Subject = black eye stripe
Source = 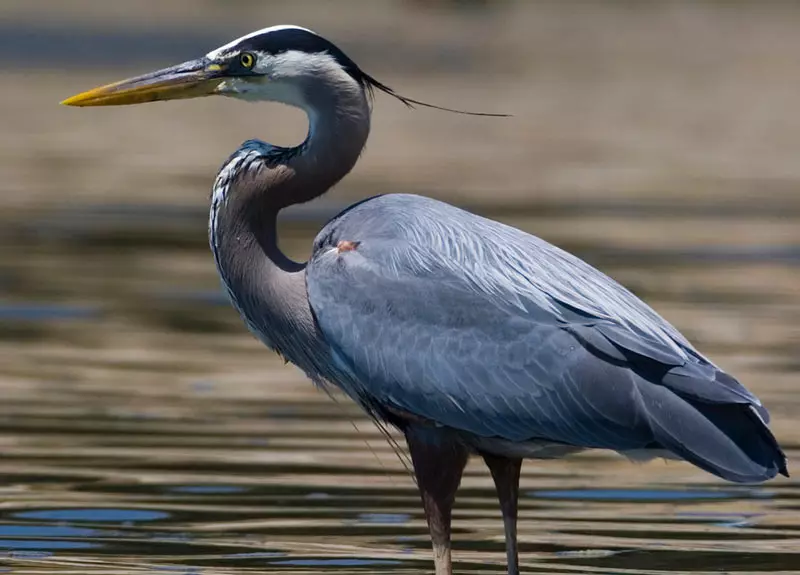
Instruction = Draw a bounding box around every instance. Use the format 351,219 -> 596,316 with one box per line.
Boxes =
233,28 -> 364,81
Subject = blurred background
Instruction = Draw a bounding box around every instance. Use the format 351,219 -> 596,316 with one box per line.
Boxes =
0,1 -> 798,573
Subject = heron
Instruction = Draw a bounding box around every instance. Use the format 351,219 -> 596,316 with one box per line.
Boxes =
63,25 -> 788,575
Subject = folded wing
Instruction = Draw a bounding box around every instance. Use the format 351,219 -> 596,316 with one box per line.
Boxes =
306,195 -> 787,482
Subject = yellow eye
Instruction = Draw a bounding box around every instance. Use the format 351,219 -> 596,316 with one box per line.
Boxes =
239,52 -> 256,69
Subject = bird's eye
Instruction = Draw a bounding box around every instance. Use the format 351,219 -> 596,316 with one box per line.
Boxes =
239,52 -> 256,69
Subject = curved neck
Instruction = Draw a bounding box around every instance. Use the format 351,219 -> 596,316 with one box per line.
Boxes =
261,86 -> 371,211
209,76 -> 370,374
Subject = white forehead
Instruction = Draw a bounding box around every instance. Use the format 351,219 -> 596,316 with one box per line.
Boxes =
206,25 -> 316,59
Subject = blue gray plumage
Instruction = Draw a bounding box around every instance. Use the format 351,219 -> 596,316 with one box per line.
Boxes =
65,24 -> 788,575
306,193 -> 785,483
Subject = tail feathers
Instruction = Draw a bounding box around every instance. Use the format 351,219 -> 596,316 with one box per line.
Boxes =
640,384 -> 788,483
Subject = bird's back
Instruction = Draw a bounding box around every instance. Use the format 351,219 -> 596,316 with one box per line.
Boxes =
317,195 -> 689,349
307,194 -> 787,482
314,194 -> 716,365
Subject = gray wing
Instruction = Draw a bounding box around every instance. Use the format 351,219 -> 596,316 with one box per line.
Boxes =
306,194 -> 786,482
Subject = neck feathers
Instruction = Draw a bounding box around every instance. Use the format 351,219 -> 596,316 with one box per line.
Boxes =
207,66 -> 370,373
285,67 -> 371,206
216,64 -> 370,212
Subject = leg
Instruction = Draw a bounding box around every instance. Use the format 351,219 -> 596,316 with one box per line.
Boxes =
482,453 -> 522,575
405,426 -> 469,575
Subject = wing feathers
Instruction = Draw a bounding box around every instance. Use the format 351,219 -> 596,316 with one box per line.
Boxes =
306,194 -> 786,483
640,385 -> 786,482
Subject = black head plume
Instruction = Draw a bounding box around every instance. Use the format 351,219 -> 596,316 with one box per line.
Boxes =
220,26 -> 510,118
359,72 -> 510,118
221,26 -> 510,118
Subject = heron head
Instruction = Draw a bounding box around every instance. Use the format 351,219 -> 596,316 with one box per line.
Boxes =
61,25 -> 372,109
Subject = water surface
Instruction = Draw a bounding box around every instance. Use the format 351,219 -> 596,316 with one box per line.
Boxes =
0,199 -> 797,574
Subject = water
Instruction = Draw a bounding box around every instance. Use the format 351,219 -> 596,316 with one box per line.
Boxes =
0,200 -> 797,575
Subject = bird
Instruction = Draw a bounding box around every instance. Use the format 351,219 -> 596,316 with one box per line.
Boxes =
62,25 -> 788,575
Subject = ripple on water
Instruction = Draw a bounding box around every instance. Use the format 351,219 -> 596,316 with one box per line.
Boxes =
13,508 -> 170,523
269,558 -> 405,567
169,485 -> 248,495
354,512 -> 412,525
674,512 -> 761,528
528,488 -> 767,501
0,525 -> 102,538
0,539 -> 97,550
0,303 -> 99,322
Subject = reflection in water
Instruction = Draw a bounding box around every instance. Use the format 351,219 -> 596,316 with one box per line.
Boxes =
528,489 -> 763,501
14,509 -> 170,523
0,205 -> 798,574
0,304 -> 100,322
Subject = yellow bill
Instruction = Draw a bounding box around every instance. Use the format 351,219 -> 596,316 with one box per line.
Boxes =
61,59 -> 226,107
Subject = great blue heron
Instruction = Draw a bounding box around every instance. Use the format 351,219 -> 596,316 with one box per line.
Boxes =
63,25 -> 787,575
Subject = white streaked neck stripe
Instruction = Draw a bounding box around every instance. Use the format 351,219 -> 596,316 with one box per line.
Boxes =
206,25 -> 317,59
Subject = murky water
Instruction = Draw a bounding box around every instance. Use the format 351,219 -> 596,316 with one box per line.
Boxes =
0,200 -> 797,574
